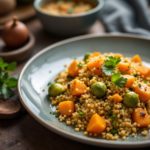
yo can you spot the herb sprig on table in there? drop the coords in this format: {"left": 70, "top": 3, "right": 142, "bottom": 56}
{"left": 0, "top": 58, "right": 17, "bottom": 100}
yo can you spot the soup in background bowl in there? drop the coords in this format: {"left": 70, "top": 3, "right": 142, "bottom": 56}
{"left": 40, "top": 0, "right": 96, "bottom": 16}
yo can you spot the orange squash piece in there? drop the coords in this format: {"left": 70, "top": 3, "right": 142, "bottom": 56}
{"left": 114, "top": 53, "right": 123, "bottom": 58}
{"left": 110, "top": 94, "right": 123, "bottom": 103}
{"left": 87, "top": 113, "right": 106, "bottom": 134}
{"left": 68, "top": 60, "right": 79, "bottom": 77}
{"left": 89, "top": 52, "right": 101, "bottom": 59}
{"left": 118, "top": 62, "right": 130, "bottom": 73}
{"left": 70, "top": 79, "right": 87, "bottom": 96}
{"left": 131, "top": 55, "right": 142, "bottom": 63}
{"left": 123, "top": 75, "right": 135, "bottom": 88}
{"left": 87, "top": 58, "right": 104, "bottom": 75}
{"left": 135, "top": 65, "right": 150, "bottom": 78}
{"left": 133, "top": 83, "right": 150, "bottom": 103}
{"left": 58, "top": 101, "right": 75, "bottom": 116}
{"left": 133, "top": 108, "right": 150, "bottom": 127}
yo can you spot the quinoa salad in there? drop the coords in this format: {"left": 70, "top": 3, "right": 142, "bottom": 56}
{"left": 48, "top": 52, "right": 150, "bottom": 140}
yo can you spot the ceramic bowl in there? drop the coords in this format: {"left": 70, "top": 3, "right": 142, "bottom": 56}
{"left": 0, "top": 33, "right": 35, "bottom": 62}
{"left": 34, "top": 0, "right": 104, "bottom": 36}
{"left": 18, "top": 34, "right": 150, "bottom": 148}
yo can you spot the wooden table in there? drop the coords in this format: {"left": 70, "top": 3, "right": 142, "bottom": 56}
{"left": 0, "top": 18, "right": 148, "bottom": 150}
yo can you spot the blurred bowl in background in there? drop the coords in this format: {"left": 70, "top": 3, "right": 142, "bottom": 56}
{"left": 34, "top": 0, "right": 104, "bottom": 36}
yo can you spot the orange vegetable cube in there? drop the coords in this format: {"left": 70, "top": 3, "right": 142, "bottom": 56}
{"left": 133, "top": 83, "right": 150, "bottom": 103}
{"left": 58, "top": 101, "right": 75, "bottom": 116}
{"left": 87, "top": 113, "right": 106, "bottom": 134}
{"left": 135, "top": 65, "right": 150, "bottom": 78}
{"left": 118, "top": 62, "right": 130, "bottom": 73}
{"left": 68, "top": 60, "right": 79, "bottom": 77}
{"left": 110, "top": 94, "right": 123, "bottom": 103}
{"left": 70, "top": 79, "right": 87, "bottom": 96}
{"left": 133, "top": 108, "right": 150, "bottom": 127}
{"left": 123, "top": 75, "right": 135, "bottom": 88}
{"left": 114, "top": 53, "right": 123, "bottom": 58}
{"left": 89, "top": 52, "right": 101, "bottom": 59}
{"left": 87, "top": 58, "right": 104, "bottom": 75}
{"left": 131, "top": 54, "right": 142, "bottom": 63}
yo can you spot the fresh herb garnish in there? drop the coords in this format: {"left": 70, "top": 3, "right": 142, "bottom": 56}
{"left": 102, "top": 56, "right": 121, "bottom": 75}
{"left": 77, "top": 110, "right": 85, "bottom": 117}
{"left": 0, "top": 58, "right": 17, "bottom": 100}
{"left": 111, "top": 73, "right": 127, "bottom": 88}
{"left": 78, "top": 62, "right": 84, "bottom": 68}
{"left": 50, "top": 111, "right": 59, "bottom": 117}
{"left": 67, "top": 8, "right": 74, "bottom": 14}
{"left": 110, "top": 114, "right": 117, "bottom": 120}
{"left": 138, "top": 83, "right": 142, "bottom": 88}
{"left": 144, "top": 80, "right": 148, "bottom": 84}
{"left": 110, "top": 114, "right": 117, "bottom": 129}
{"left": 110, "top": 128, "right": 118, "bottom": 135}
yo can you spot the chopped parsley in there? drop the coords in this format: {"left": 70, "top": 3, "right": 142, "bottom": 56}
{"left": 78, "top": 62, "right": 84, "bottom": 68}
{"left": 110, "top": 128, "right": 118, "bottom": 135}
{"left": 67, "top": 8, "right": 74, "bottom": 14}
{"left": 111, "top": 73, "right": 127, "bottom": 88}
{"left": 77, "top": 110, "right": 85, "bottom": 117}
{"left": 102, "top": 56, "right": 121, "bottom": 75}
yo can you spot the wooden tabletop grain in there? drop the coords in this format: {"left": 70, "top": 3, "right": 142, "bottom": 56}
{"left": 0, "top": 18, "right": 148, "bottom": 150}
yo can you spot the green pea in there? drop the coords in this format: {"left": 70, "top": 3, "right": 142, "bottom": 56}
{"left": 123, "top": 91, "right": 139, "bottom": 107}
{"left": 91, "top": 82, "right": 107, "bottom": 98}
{"left": 48, "top": 83, "right": 65, "bottom": 96}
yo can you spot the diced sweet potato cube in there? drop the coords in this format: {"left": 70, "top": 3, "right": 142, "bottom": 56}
{"left": 133, "top": 108, "right": 150, "bottom": 127}
{"left": 89, "top": 52, "right": 101, "bottom": 59}
{"left": 118, "top": 62, "right": 130, "bottom": 73}
{"left": 87, "top": 58, "right": 104, "bottom": 75}
{"left": 70, "top": 79, "right": 87, "bottom": 96}
{"left": 87, "top": 113, "right": 106, "bottom": 134}
{"left": 123, "top": 75, "right": 135, "bottom": 88}
{"left": 131, "top": 55, "right": 142, "bottom": 63}
{"left": 58, "top": 101, "right": 75, "bottom": 116}
{"left": 135, "top": 65, "right": 150, "bottom": 78}
{"left": 68, "top": 60, "right": 79, "bottom": 77}
{"left": 133, "top": 83, "right": 150, "bottom": 103}
{"left": 110, "top": 94, "right": 123, "bottom": 103}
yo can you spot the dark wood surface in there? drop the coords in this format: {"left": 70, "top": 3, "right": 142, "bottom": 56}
{"left": 0, "top": 18, "right": 149, "bottom": 150}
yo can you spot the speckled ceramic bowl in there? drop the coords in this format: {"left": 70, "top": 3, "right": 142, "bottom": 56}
{"left": 18, "top": 34, "right": 150, "bottom": 148}
{"left": 34, "top": 0, "right": 104, "bottom": 36}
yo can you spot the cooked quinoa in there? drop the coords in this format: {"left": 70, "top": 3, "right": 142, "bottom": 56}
{"left": 48, "top": 52, "right": 150, "bottom": 140}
